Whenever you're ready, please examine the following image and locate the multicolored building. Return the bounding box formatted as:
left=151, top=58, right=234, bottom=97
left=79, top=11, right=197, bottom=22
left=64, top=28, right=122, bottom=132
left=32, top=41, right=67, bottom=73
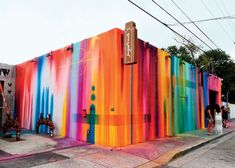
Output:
left=12, top=27, right=222, bottom=147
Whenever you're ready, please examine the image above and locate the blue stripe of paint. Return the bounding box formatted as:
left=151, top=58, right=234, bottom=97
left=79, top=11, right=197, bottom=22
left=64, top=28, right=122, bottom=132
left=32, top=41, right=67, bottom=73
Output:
left=50, top=94, right=54, bottom=120
left=40, top=88, right=45, bottom=133
left=203, top=72, right=209, bottom=127
left=35, top=55, right=45, bottom=131
left=89, top=104, right=95, bottom=144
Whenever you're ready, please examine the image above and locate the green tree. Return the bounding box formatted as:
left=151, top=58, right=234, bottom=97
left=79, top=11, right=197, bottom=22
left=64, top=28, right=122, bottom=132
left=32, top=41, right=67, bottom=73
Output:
left=196, top=49, right=235, bottom=103
left=166, top=41, right=199, bottom=65
left=166, top=37, right=200, bottom=65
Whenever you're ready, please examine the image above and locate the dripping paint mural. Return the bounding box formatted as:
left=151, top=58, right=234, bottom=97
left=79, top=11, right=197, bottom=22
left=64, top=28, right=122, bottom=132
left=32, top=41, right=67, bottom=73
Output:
left=132, top=41, right=158, bottom=143
left=16, top=47, right=72, bottom=134
left=15, top=28, right=222, bottom=147
left=198, top=71, right=205, bottom=129
left=157, top=49, right=172, bottom=137
left=171, top=56, right=183, bottom=134
left=170, top=56, right=217, bottom=134
left=16, top=29, right=132, bottom=147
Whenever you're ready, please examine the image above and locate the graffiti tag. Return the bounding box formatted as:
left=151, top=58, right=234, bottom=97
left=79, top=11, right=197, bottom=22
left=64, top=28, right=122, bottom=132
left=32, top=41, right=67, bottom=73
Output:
left=0, top=69, right=10, bottom=77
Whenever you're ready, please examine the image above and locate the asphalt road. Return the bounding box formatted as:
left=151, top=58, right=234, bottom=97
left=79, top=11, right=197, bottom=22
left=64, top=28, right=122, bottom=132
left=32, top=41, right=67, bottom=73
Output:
left=165, top=131, right=235, bottom=168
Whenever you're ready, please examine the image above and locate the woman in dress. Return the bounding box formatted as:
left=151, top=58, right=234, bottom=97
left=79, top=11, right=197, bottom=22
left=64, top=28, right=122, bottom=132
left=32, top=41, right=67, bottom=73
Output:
left=214, top=104, right=223, bottom=135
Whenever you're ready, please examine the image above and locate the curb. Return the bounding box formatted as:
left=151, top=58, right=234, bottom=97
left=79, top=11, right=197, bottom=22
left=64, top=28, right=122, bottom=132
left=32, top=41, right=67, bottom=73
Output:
left=169, top=130, right=234, bottom=162
left=150, top=130, right=234, bottom=167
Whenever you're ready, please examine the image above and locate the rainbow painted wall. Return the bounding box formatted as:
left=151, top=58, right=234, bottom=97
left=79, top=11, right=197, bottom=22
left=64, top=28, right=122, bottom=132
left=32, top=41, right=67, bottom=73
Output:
left=15, top=28, right=222, bottom=147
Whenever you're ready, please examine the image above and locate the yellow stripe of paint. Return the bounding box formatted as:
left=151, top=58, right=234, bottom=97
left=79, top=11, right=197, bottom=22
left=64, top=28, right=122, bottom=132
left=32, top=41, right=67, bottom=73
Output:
left=61, top=91, right=68, bottom=136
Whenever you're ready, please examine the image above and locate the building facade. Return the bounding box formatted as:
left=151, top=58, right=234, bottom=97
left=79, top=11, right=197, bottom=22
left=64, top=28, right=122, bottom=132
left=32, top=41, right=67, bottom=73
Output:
left=14, top=28, right=222, bottom=147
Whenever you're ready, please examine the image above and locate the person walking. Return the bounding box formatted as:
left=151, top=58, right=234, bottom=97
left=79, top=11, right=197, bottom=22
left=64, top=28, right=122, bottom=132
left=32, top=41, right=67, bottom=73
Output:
left=205, top=105, right=214, bottom=135
left=221, top=106, right=228, bottom=128
left=214, top=104, right=223, bottom=135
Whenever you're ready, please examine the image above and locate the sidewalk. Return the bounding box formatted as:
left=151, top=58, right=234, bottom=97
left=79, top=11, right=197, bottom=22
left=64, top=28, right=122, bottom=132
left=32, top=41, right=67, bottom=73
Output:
left=0, top=121, right=235, bottom=168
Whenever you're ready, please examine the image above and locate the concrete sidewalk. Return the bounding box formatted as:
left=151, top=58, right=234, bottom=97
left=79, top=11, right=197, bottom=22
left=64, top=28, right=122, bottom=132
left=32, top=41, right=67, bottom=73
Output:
left=0, top=121, right=235, bottom=168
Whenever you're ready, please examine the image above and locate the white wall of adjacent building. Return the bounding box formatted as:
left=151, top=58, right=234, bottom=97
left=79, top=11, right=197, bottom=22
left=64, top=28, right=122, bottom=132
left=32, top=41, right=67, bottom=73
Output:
left=230, top=104, right=235, bottom=119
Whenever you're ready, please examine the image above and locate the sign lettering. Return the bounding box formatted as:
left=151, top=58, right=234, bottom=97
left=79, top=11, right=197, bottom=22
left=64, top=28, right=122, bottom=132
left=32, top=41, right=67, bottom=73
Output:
left=123, top=21, right=137, bottom=65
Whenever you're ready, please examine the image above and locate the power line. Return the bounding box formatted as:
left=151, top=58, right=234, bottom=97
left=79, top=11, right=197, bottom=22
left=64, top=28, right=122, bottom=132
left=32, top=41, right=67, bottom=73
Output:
left=215, top=0, right=235, bottom=35
left=200, top=0, right=235, bottom=44
left=151, top=0, right=213, bottom=50
left=216, top=0, right=235, bottom=35
left=220, top=0, right=235, bottom=29
left=167, top=16, right=235, bottom=26
left=127, top=0, right=207, bottom=54
left=169, top=0, right=219, bottom=48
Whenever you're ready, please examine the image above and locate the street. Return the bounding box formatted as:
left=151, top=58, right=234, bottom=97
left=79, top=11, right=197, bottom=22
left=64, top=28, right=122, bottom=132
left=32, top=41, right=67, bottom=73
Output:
left=165, top=131, right=235, bottom=168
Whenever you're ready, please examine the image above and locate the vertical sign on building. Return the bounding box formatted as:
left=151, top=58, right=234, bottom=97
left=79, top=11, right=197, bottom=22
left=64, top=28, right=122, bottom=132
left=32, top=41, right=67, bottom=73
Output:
left=123, top=21, right=137, bottom=65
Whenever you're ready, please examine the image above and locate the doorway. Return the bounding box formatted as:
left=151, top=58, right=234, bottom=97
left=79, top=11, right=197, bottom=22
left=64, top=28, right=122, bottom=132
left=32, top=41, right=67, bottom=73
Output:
left=209, top=90, right=217, bottom=108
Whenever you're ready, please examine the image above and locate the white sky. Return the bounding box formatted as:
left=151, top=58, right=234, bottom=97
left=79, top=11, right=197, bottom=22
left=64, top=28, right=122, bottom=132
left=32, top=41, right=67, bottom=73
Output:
left=1, top=0, right=235, bottom=65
